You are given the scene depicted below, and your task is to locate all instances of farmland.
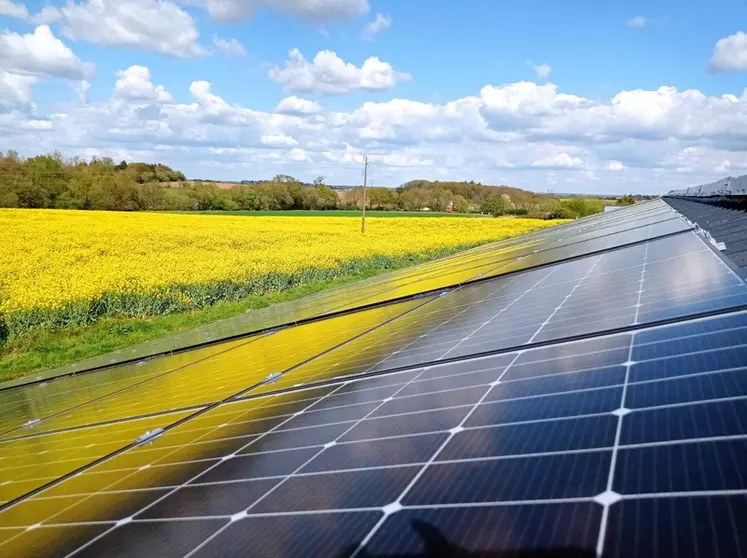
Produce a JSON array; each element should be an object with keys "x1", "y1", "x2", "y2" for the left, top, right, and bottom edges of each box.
[{"x1": 0, "y1": 209, "x2": 564, "y2": 378}]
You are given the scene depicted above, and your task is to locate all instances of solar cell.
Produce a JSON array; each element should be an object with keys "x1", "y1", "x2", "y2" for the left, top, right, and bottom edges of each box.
[
  {"x1": 3, "y1": 199, "x2": 687, "y2": 389},
  {"x1": 2, "y1": 307, "x2": 747, "y2": 556},
  {"x1": 248, "y1": 229, "x2": 746, "y2": 392},
  {"x1": 0, "y1": 297, "x2": 428, "y2": 439},
  {"x1": 4, "y1": 222, "x2": 728, "y2": 448}
]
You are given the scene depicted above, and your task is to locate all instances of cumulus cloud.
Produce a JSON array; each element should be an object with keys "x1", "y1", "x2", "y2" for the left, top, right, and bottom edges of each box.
[
  {"x1": 709, "y1": 31, "x2": 747, "y2": 72},
  {"x1": 113, "y1": 65, "x2": 173, "y2": 103},
  {"x1": 626, "y1": 16, "x2": 647, "y2": 27},
  {"x1": 269, "y1": 49, "x2": 411, "y2": 94},
  {"x1": 0, "y1": 0, "x2": 27, "y2": 18},
  {"x1": 61, "y1": 0, "x2": 205, "y2": 58},
  {"x1": 212, "y1": 37, "x2": 247, "y2": 57},
  {"x1": 31, "y1": 5, "x2": 63, "y2": 24},
  {"x1": 188, "y1": 0, "x2": 369, "y2": 22},
  {"x1": 5, "y1": 66, "x2": 747, "y2": 194},
  {"x1": 362, "y1": 13, "x2": 391, "y2": 40},
  {"x1": 276, "y1": 95, "x2": 322, "y2": 115},
  {"x1": 0, "y1": 0, "x2": 62, "y2": 22},
  {"x1": 528, "y1": 61, "x2": 551, "y2": 79},
  {"x1": 532, "y1": 153, "x2": 584, "y2": 169},
  {"x1": 0, "y1": 25, "x2": 92, "y2": 80},
  {"x1": 262, "y1": 134, "x2": 299, "y2": 146},
  {"x1": 0, "y1": 71, "x2": 37, "y2": 113}
]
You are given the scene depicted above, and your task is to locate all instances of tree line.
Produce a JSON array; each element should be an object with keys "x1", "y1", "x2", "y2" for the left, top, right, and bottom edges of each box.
[{"x1": 0, "y1": 151, "x2": 635, "y2": 218}]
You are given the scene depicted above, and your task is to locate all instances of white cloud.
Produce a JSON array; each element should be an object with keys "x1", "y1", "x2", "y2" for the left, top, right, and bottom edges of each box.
[
  {"x1": 532, "y1": 153, "x2": 584, "y2": 169},
  {"x1": 269, "y1": 49, "x2": 411, "y2": 94},
  {"x1": 262, "y1": 134, "x2": 299, "y2": 146},
  {"x1": 289, "y1": 147, "x2": 310, "y2": 161},
  {"x1": 0, "y1": 25, "x2": 92, "y2": 80},
  {"x1": 188, "y1": 0, "x2": 369, "y2": 22},
  {"x1": 212, "y1": 37, "x2": 247, "y2": 57},
  {"x1": 74, "y1": 80, "x2": 91, "y2": 102},
  {"x1": 626, "y1": 16, "x2": 647, "y2": 27},
  {"x1": 6, "y1": 67, "x2": 747, "y2": 194},
  {"x1": 61, "y1": 0, "x2": 205, "y2": 58},
  {"x1": 0, "y1": 71, "x2": 37, "y2": 113},
  {"x1": 361, "y1": 13, "x2": 391, "y2": 40},
  {"x1": 528, "y1": 61, "x2": 551, "y2": 79},
  {"x1": 709, "y1": 32, "x2": 747, "y2": 72},
  {"x1": 276, "y1": 95, "x2": 322, "y2": 115},
  {"x1": 19, "y1": 119, "x2": 53, "y2": 130},
  {"x1": 114, "y1": 65, "x2": 173, "y2": 103},
  {"x1": 0, "y1": 0, "x2": 62, "y2": 22},
  {"x1": 31, "y1": 5, "x2": 63, "y2": 24},
  {"x1": 0, "y1": 0, "x2": 27, "y2": 18}
]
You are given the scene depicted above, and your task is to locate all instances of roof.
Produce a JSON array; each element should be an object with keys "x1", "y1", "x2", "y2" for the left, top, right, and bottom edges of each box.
[
  {"x1": 666, "y1": 173, "x2": 747, "y2": 197},
  {"x1": 664, "y1": 196, "x2": 747, "y2": 272},
  {"x1": 1, "y1": 200, "x2": 747, "y2": 557}
]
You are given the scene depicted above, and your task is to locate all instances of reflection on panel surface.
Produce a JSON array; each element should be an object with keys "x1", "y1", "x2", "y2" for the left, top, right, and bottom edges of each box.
[
  {"x1": 5, "y1": 199, "x2": 684, "y2": 388},
  {"x1": 0, "y1": 298, "x2": 426, "y2": 438},
  {"x1": 3, "y1": 310, "x2": 747, "y2": 556}
]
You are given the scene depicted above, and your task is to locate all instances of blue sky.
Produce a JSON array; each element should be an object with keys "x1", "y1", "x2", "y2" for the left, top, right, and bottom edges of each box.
[{"x1": 1, "y1": 0, "x2": 747, "y2": 194}]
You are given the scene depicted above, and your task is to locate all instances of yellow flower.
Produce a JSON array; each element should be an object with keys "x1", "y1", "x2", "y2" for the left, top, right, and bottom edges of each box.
[{"x1": 0, "y1": 209, "x2": 563, "y2": 335}]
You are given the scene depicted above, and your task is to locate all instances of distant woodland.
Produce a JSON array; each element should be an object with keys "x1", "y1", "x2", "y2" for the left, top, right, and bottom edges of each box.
[{"x1": 0, "y1": 152, "x2": 641, "y2": 219}]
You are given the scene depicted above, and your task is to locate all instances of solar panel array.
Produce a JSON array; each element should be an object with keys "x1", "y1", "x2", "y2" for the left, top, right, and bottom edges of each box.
[{"x1": 1, "y1": 199, "x2": 747, "y2": 557}]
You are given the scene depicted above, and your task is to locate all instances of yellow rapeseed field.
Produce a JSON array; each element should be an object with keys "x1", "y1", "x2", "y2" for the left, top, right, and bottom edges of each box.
[{"x1": 0, "y1": 209, "x2": 561, "y2": 339}]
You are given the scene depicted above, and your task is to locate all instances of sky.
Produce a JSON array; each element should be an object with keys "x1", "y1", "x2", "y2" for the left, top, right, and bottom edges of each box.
[{"x1": 1, "y1": 1, "x2": 747, "y2": 194}]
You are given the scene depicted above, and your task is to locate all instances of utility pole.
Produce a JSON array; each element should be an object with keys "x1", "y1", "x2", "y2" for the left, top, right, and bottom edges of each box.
[{"x1": 361, "y1": 155, "x2": 368, "y2": 234}]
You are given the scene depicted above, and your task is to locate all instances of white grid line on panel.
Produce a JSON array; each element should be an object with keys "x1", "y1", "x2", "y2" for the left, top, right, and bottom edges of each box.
[
  {"x1": 23, "y1": 433, "x2": 747, "y2": 511},
  {"x1": 0, "y1": 240, "x2": 744, "y2": 548},
  {"x1": 32, "y1": 488, "x2": 747, "y2": 531},
  {"x1": 2, "y1": 233, "x2": 738, "y2": 449},
  {"x1": 595, "y1": 236, "x2": 648, "y2": 558},
  {"x1": 438, "y1": 268, "x2": 561, "y2": 361},
  {"x1": 526, "y1": 255, "x2": 604, "y2": 345},
  {"x1": 3, "y1": 341, "x2": 745, "y2": 472},
  {"x1": 350, "y1": 265, "x2": 573, "y2": 556},
  {"x1": 3, "y1": 354, "x2": 746, "y2": 473},
  {"x1": 50, "y1": 381, "x2": 361, "y2": 557},
  {"x1": 9, "y1": 390, "x2": 747, "y2": 490},
  {"x1": 179, "y1": 357, "x2": 465, "y2": 557}
]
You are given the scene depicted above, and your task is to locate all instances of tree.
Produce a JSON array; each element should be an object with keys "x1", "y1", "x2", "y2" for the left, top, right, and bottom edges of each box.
[
  {"x1": 616, "y1": 195, "x2": 636, "y2": 206},
  {"x1": 273, "y1": 174, "x2": 297, "y2": 183},
  {"x1": 314, "y1": 185, "x2": 339, "y2": 209},
  {"x1": 368, "y1": 187, "x2": 395, "y2": 210},
  {"x1": 451, "y1": 194, "x2": 469, "y2": 213},
  {"x1": 483, "y1": 194, "x2": 509, "y2": 216},
  {"x1": 550, "y1": 198, "x2": 605, "y2": 219},
  {"x1": 313, "y1": 176, "x2": 325, "y2": 186}
]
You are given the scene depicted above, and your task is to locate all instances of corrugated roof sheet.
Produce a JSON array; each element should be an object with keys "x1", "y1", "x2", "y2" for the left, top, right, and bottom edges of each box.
[{"x1": 663, "y1": 197, "x2": 747, "y2": 272}]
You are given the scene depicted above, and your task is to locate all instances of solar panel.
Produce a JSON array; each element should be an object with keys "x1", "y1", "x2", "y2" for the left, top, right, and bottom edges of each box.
[
  {"x1": 1, "y1": 201, "x2": 747, "y2": 557},
  {"x1": 3, "y1": 224, "x2": 731, "y2": 449},
  {"x1": 2, "y1": 308, "x2": 746, "y2": 555},
  {"x1": 6, "y1": 200, "x2": 688, "y2": 389}
]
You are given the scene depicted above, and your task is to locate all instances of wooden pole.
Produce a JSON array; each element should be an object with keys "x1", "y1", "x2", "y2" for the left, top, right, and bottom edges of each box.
[{"x1": 361, "y1": 155, "x2": 368, "y2": 233}]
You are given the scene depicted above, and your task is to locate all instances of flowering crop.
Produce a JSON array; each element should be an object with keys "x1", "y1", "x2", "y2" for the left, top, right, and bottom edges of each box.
[{"x1": 0, "y1": 209, "x2": 562, "y2": 340}]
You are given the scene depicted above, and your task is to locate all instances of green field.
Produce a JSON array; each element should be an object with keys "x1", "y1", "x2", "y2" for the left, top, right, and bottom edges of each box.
[
  {"x1": 163, "y1": 210, "x2": 489, "y2": 218},
  {"x1": 0, "y1": 261, "x2": 422, "y2": 381}
]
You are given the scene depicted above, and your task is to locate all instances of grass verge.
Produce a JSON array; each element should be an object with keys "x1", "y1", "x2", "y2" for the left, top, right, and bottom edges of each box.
[
  {"x1": 161, "y1": 210, "x2": 489, "y2": 218},
  {"x1": 0, "y1": 258, "x2": 440, "y2": 382}
]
